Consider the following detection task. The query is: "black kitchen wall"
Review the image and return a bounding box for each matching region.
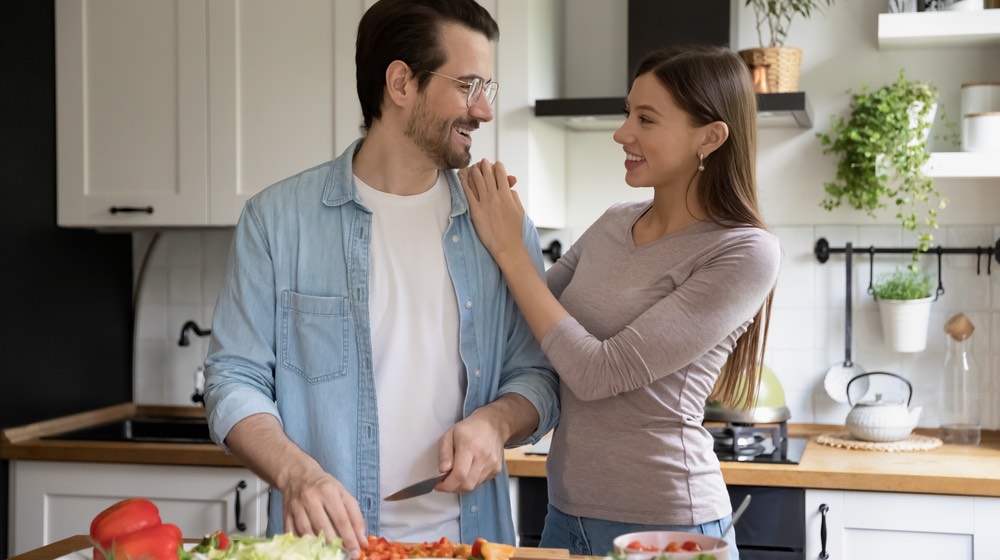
[1,1,134,554]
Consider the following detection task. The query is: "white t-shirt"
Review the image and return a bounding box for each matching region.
[356,174,464,541]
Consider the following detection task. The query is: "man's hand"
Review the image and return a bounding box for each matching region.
[434,394,539,494]
[224,414,367,557]
[279,465,366,556]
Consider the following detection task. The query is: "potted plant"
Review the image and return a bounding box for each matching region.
[740,0,836,92]
[818,71,948,257]
[871,268,934,353]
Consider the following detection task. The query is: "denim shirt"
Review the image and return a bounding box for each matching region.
[204,139,560,544]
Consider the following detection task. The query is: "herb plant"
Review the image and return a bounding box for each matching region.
[872,269,932,301]
[818,71,949,256]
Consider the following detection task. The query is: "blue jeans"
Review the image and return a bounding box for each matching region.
[539,504,739,560]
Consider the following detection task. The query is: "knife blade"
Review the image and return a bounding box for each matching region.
[384,473,449,501]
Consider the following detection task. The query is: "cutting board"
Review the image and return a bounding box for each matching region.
[513,547,571,560]
[8,536,573,560]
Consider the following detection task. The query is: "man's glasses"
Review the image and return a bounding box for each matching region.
[426,71,499,108]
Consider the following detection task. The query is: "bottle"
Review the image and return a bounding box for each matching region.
[940,313,981,445]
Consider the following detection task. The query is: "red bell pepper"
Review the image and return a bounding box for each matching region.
[107,523,183,560]
[90,498,162,550]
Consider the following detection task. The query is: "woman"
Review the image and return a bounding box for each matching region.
[460,45,779,560]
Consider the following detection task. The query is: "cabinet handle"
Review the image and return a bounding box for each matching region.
[819,503,829,560]
[109,206,154,214]
[235,480,247,531]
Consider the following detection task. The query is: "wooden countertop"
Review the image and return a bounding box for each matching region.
[5,406,1000,497]
[0,403,242,467]
[504,425,1000,498]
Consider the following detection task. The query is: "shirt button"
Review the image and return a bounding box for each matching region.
[470,505,478,513]
[465,301,472,309]
[452,235,460,243]
[474,369,481,377]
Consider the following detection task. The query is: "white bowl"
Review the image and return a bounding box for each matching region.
[613,531,728,560]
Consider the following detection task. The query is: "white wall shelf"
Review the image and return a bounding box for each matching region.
[878,10,1000,49]
[925,152,1000,178]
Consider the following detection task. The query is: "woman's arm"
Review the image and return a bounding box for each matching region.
[460,160,569,342]
[462,159,779,402]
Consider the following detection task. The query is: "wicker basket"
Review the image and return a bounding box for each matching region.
[738,47,802,93]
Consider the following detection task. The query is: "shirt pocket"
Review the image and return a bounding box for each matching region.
[280,290,349,383]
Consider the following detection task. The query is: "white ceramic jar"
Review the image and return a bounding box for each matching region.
[962,112,1000,152]
[961,82,1000,115]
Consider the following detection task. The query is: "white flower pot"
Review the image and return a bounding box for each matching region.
[878,296,934,353]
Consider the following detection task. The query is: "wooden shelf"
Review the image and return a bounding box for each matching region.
[878,10,1000,49]
[925,152,1000,178]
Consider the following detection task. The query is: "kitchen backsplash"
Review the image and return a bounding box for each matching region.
[133,225,1000,431]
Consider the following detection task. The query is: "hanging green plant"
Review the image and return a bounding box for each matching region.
[871,269,932,301]
[818,71,949,257]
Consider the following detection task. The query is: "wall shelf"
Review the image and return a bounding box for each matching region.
[925,152,1000,178]
[534,92,813,131]
[878,10,1000,49]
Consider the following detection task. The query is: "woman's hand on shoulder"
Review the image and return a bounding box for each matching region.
[459,159,526,266]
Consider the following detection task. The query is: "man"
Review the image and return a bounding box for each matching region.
[203,0,558,555]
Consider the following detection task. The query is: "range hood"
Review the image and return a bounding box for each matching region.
[534,0,813,130]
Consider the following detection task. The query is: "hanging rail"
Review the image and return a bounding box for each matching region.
[814,237,1000,299]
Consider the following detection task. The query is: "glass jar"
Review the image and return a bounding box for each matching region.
[940,313,980,445]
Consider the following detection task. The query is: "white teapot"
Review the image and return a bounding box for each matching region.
[845,372,923,443]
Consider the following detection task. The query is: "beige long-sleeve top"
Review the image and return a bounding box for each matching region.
[541,200,780,525]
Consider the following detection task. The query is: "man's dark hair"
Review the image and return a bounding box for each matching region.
[355,0,499,132]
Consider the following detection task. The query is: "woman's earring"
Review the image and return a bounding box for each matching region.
[698,153,705,172]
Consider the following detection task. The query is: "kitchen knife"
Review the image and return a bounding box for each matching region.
[384,473,448,501]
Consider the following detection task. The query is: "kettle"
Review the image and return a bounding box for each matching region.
[845,372,923,442]
[704,365,790,423]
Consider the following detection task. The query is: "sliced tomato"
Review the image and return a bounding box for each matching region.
[470,537,487,559]
[625,540,658,552]
[664,542,682,553]
[680,541,701,552]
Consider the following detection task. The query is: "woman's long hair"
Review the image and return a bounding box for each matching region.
[635,45,776,410]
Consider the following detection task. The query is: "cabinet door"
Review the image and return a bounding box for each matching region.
[975,497,1000,559]
[207,0,339,225]
[806,490,975,560]
[56,0,210,227]
[9,460,268,557]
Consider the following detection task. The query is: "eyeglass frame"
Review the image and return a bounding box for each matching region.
[424,70,499,108]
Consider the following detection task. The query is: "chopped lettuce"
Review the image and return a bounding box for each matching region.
[185,533,346,560]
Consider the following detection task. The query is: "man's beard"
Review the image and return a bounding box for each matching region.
[404,96,475,169]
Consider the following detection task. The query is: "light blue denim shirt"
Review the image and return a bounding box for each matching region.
[204,139,559,544]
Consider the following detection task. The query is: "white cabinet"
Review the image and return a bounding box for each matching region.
[877,10,1000,179]
[805,489,1000,559]
[56,0,340,227]
[9,460,269,557]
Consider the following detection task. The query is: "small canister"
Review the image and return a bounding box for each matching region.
[962,112,1000,152]
[961,82,1000,115]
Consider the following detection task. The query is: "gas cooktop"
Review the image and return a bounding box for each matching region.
[707,421,807,464]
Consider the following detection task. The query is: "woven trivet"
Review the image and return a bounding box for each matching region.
[816,432,943,452]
